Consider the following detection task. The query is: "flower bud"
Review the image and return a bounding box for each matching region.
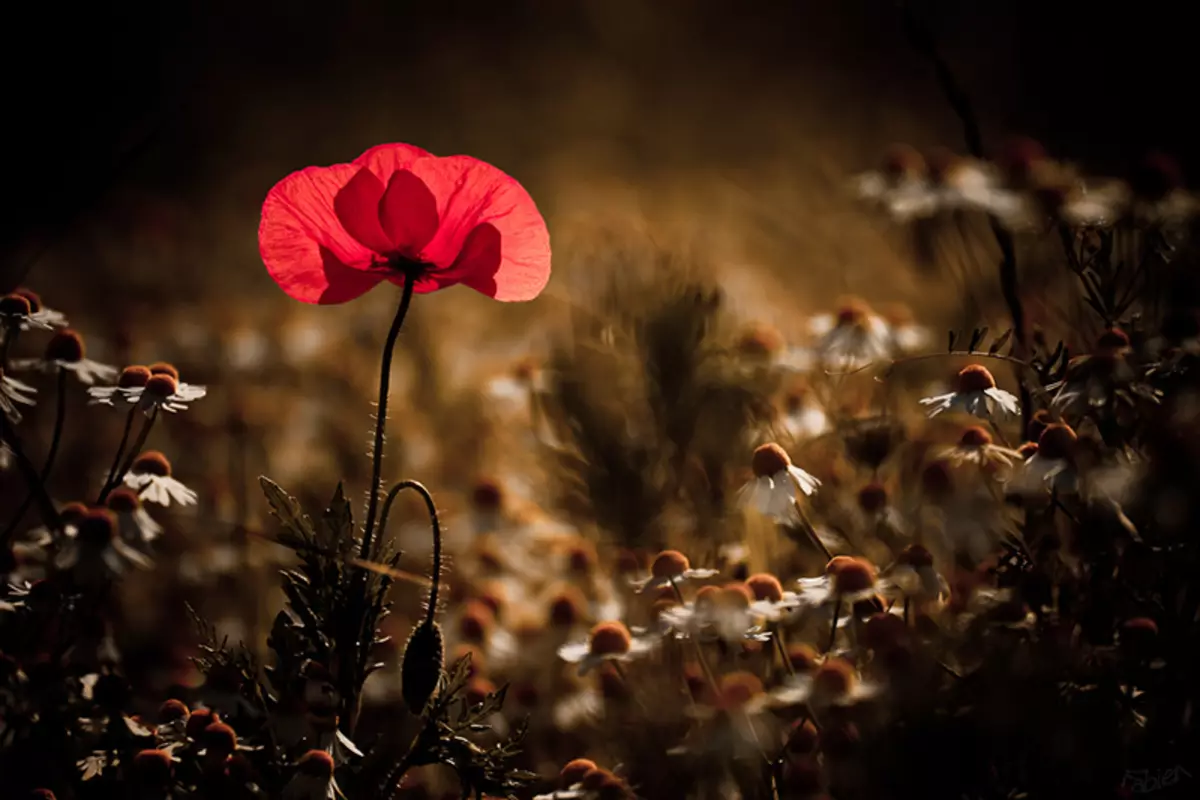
[401,620,445,713]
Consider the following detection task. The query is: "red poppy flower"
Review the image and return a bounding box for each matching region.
[259,143,552,304]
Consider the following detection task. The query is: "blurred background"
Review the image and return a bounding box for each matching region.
[1,0,1192,694]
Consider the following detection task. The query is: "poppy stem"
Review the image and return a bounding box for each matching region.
[0,368,67,542]
[97,404,138,503]
[359,276,417,562]
[99,406,159,504]
[378,479,441,626]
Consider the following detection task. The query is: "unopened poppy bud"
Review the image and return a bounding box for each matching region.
[118,365,152,388]
[45,329,84,363]
[144,373,179,398]
[956,364,997,392]
[831,557,876,595]
[77,509,118,548]
[106,488,142,513]
[132,451,172,477]
[650,550,691,579]
[0,294,32,316]
[158,698,189,722]
[959,426,993,447]
[857,483,889,514]
[148,362,180,381]
[401,619,445,713]
[751,443,791,477]
[560,758,598,787]
[296,748,335,779]
[746,573,784,603]
[131,749,174,786]
[202,721,238,756]
[1037,423,1078,461]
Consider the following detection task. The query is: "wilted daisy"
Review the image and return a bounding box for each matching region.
[0,292,66,332]
[557,621,657,676]
[737,442,821,522]
[123,451,197,507]
[630,549,719,593]
[940,426,1024,471]
[283,750,339,800]
[808,298,895,370]
[54,508,152,583]
[11,329,118,385]
[0,368,36,423]
[919,364,1020,421]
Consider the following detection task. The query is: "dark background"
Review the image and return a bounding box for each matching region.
[2,0,1194,293]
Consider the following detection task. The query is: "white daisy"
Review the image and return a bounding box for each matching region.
[629,550,719,593]
[919,364,1020,421]
[0,369,36,423]
[54,509,152,584]
[940,425,1024,471]
[557,621,658,676]
[0,292,67,332]
[11,329,118,386]
[878,544,948,602]
[89,364,206,414]
[123,450,197,507]
[808,300,895,370]
[1009,423,1079,497]
[104,487,163,546]
[659,584,771,644]
[282,750,339,800]
[737,442,820,523]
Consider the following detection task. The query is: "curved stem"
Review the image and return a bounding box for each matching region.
[97,404,138,503]
[378,479,441,625]
[0,368,67,541]
[359,277,417,561]
[98,406,158,504]
[0,421,60,545]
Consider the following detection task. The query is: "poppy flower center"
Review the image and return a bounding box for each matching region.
[1037,423,1078,461]
[746,573,785,602]
[561,759,599,788]
[45,330,84,363]
[751,442,791,478]
[0,295,32,316]
[959,426,993,448]
[132,451,173,477]
[296,749,335,779]
[144,374,178,398]
[588,622,632,656]
[650,550,691,578]
[856,482,889,513]
[956,364,997,392]
[118,366,152,388]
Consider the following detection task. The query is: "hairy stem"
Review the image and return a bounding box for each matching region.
[1,368,67,541]
[379,479,442,625]
[359,275,418,561]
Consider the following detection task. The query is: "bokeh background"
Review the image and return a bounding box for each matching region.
[1,0,1194,696]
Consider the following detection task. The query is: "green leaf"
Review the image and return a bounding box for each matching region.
[259,476,315,542]
[319,481,356,556]
[989,328,1013,355]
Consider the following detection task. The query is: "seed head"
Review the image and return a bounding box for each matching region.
[856,482,888,514]
[118,365,152,388]
[718,671,764,708]
[812,658,857,699]
[45,329,84,363]
[746,573,784,603]
[955,364,997,392]
[788,643,820,673]
[132,450,172,476]
[131,749,174,786]
[959,426,993,447]
[296,749,335,779]
[787,719,820,754]
[77,509,118,548]
[158,698,189,722]
[148,362,180,381]
[105,488,143,514]
[1037,423,1078,461]
[144,373,178,398]
[881,143,925,181]
[587,621,632,657]
[470,479,503,512]
[560,758,599,788]
[751,442,791,478]
[650,549,691,579]
[831,557,876,595]
[202,721,238,756]
[401,620,445,713]
[548,587,588,627]
[0,294,32,316]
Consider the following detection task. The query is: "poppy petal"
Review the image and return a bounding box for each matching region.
[259,164,381,304]
[352,142,436,179]
[379,170,439,256]
[405,155,552,301]
[333,168,394,254]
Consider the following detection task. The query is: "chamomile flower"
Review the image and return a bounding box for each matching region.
[104,488,162,547]
[763,657,881,711]
[1012,423,1079,496]
[737,442,821,522]
[745,573,804,621]
[11,329,118,386]
[809,298,895,370]
[0,292,66,332]
[778,382,830,441]
[123,451,198,507]
[283,750,339,800]
[557,621,658,676]
[851,143,941,221]
[1048,329,1159,415]
[940,426,1024,471]
[89,363,205,414]
[660,584,771,643]
[879,544,949,604]
[919,364,1020,421]
[734,322,813,373]
[54,508,152,584]
[0,368,36,423]
[796,556,882,608]
[630,550,719,593]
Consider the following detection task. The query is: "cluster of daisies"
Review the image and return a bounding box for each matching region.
[852,138,1196,230]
